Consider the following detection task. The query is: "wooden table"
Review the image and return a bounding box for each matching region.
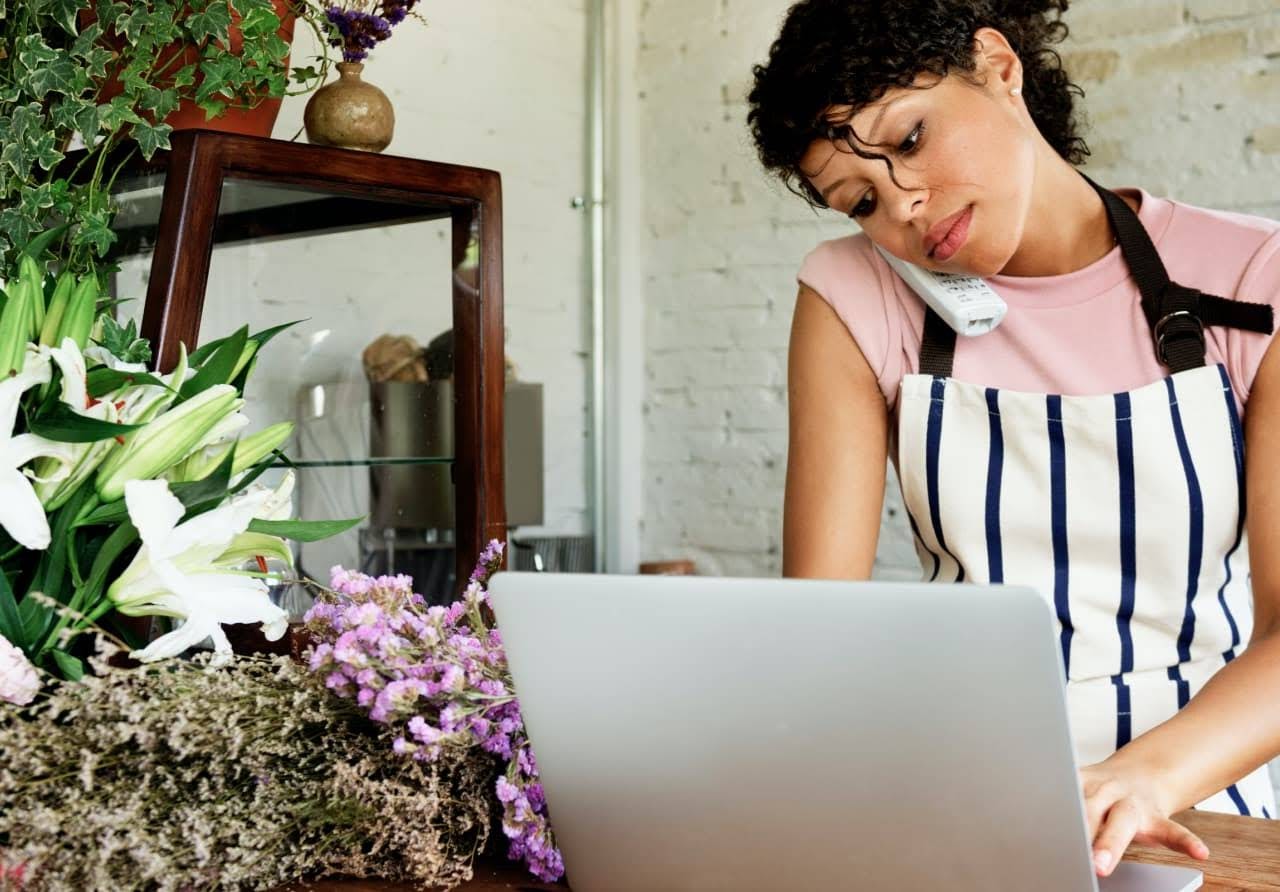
[284,809,1280,890]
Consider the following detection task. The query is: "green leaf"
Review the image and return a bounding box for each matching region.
[132,120,172,160]
[172,445,236,515]
[20,223,71,263]
[44,0,82,32]
[51,649,84,681]
[28,402,144,443]
[18,596,51,648]
[248,516,365,543]
[74,499,129,528]
[96,316,152,364]
[237,3,280,39]
[86,368,169,398]
[42,0,82,33]
[15,34,58,73]
[180,324,247,400]
[249,318,304,350]
[186,1,233,43]
[0,568,24,649]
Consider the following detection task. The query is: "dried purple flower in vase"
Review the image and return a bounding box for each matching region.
[326,0,420,64]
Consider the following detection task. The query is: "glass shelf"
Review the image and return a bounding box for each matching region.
[273,457,454,468]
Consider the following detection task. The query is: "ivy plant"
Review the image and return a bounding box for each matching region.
[0,0,330,278]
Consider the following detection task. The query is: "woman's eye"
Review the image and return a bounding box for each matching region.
[849,196,874,219]
[847,122,925,220]
[899,121,924,155]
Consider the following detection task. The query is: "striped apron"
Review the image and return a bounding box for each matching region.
[893,173,1278,817]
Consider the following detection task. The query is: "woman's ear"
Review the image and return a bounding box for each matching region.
[972,26,1023,94]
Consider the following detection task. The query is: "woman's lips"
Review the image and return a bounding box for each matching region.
[928,205,973,263]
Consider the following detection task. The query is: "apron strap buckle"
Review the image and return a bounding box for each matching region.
[1155,308,1205,367]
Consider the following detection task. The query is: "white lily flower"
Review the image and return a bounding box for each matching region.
[109,471,297,663]
[35,339,124,510]
[0,346,75,549]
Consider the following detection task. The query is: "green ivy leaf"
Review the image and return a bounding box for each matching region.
[73,103,100,139]
[39,0,82,34]
[15,34,58,73]
[237,3,280,39]
[186,1,233,43]
[97,317,153,364]
[73,207,118,257]
[132,119,172,159]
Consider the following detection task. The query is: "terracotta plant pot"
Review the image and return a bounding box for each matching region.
[303,62,395,153]
[86,0,297,139]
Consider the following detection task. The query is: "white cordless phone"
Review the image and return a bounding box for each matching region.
[873,244,1008,337]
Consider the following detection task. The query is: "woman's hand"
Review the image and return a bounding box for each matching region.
[1079,758,1210,877]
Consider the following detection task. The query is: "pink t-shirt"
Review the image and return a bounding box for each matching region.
[796,185,1280,421]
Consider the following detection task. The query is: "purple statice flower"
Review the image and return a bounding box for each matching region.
[325,7,392,63]
[381,0,418,25]
[325,0,418,64]
[303,539,563,882]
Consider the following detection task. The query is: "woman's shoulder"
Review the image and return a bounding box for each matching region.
[1155,188,1280,280]
[797,231,884,292]
[795,231,911,406]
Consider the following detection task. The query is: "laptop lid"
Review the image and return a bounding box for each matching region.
[488,572,1201,892]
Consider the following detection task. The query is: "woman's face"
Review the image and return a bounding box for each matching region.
[799,36,1035,277]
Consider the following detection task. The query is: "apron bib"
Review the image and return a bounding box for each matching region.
[892,173,1278,817]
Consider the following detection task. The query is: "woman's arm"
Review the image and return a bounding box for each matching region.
[782,283,889,580]
[1084,331,1280,876]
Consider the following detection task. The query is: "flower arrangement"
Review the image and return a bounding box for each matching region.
[305,540,565,882]
[0,244,357,684]
[0,643,493,890]
[0,542,562,889]
[324,0,423,62]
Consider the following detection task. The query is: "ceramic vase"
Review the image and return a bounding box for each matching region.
[303,63,395,153]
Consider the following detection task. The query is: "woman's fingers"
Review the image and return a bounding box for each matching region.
[1082,777,1124,842]
[1092,799,1141,876]
[1134,817,1211,861]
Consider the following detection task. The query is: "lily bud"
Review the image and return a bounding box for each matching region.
[96,385,239,502]
[171,421,293,483]
[56,276,98,350]
[39,272,75,347]
[17,255,44,339]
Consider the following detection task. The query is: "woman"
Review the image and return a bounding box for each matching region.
[747,0,1280,878]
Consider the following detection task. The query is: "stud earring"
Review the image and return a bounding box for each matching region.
[1011,87,1022,97]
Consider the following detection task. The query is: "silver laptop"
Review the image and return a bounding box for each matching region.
[488,573,1204,892]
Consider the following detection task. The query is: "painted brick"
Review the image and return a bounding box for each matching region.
[1132,30,1251,75]
[1062,49,1122,82]
[1247,125,1280,153]
[1187,0,1279,21]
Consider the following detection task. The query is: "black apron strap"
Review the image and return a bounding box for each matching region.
[916,172,1274,377]
[919,305,957,378]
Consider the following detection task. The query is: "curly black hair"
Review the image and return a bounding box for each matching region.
[746,0,1089,209]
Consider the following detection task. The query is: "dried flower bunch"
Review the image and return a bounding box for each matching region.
[305,540,565,882]
[0,642,494,891]
[326,0,423,63]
